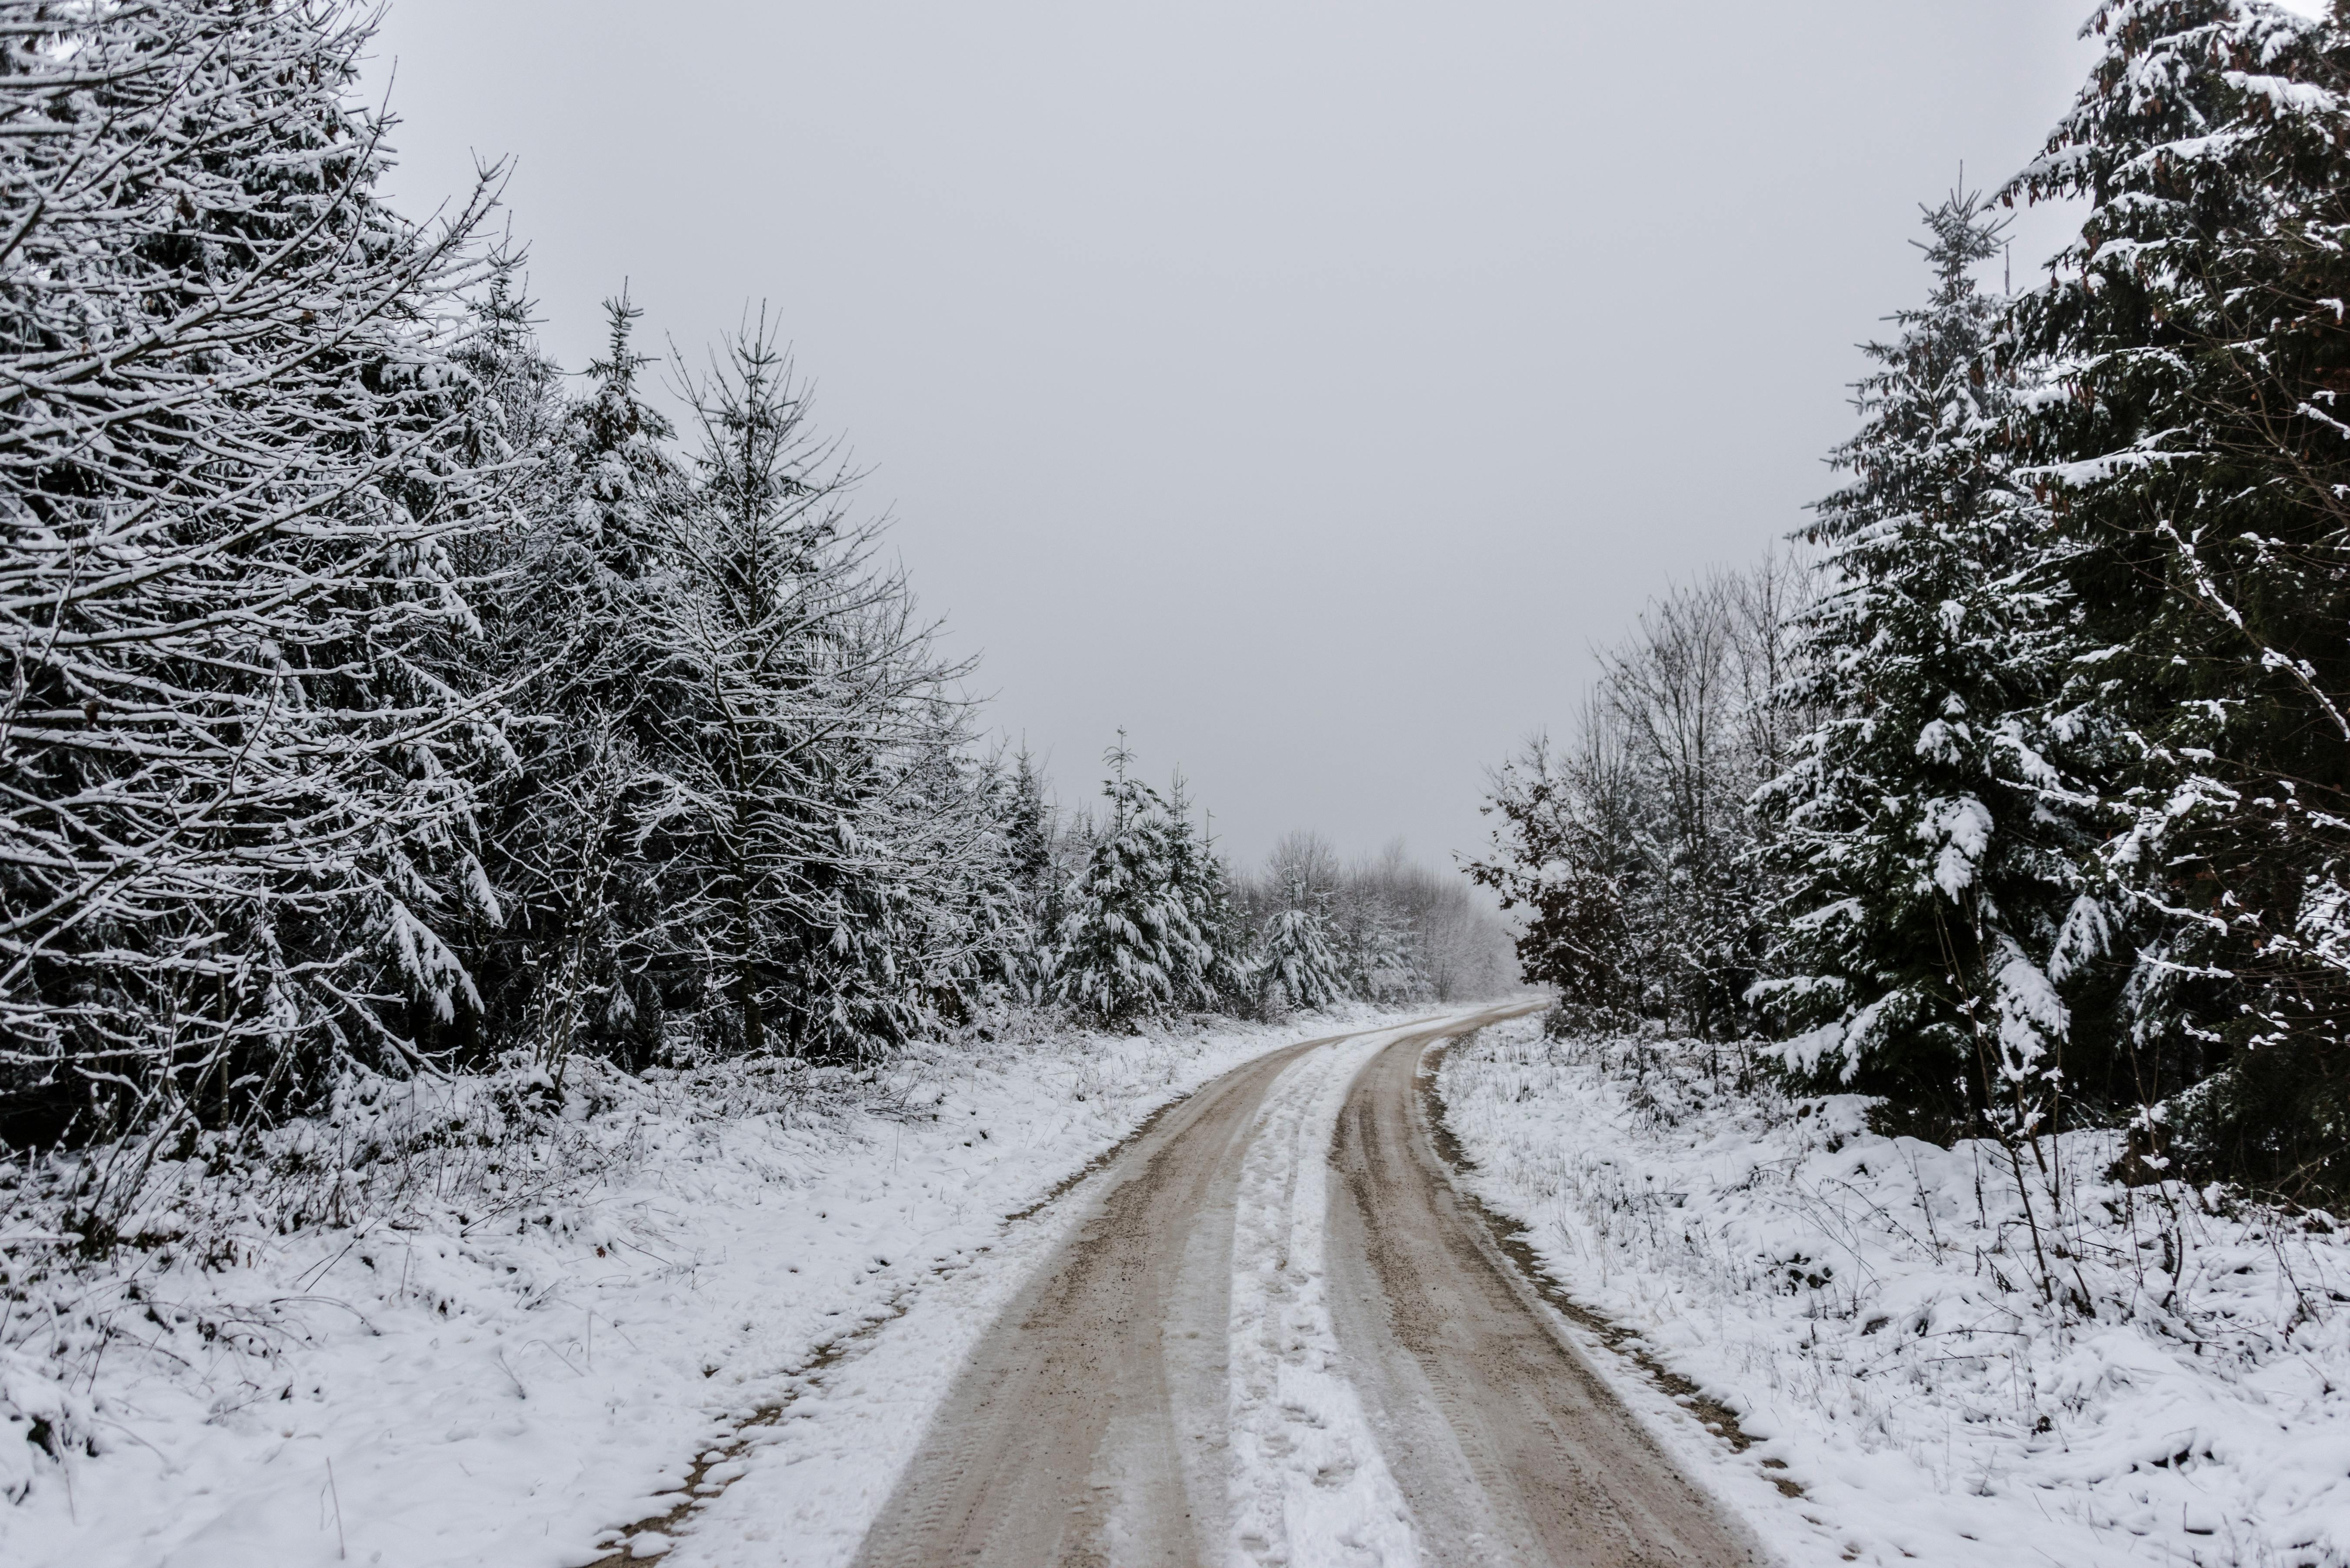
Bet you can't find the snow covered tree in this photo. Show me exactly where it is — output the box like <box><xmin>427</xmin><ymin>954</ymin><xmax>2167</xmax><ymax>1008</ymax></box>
<box><xmin>0</xmin><ymin>0</ymin><xmax>507</xmax><ymax>1142</ymax></box>
<box><xmin>1245</xmin><ymin>832</ymin><xmax>1511</xmax><ymax>1009</ymax></box>
<box><xmin>999</xmin><ymin>747</ymin><xmax>1067</xmax><ymax>1001</ymax></box>
<box><xmin>1472</xmin><ymin>565</ymin><xmax>1794</xmax><ymax>1035</ymax></box>
<box><xmin>1328</xmin><ymin>870</ymin><xmax>1420</xmax><ymax>1004</ymax></box>
<box><xmin>2007</xmin><ymin>0</ymin><xmax>2350</xmax><ymax>1192</ymax></box>
<box><xmin>1052</xmin><ymin>741</ymin><xmax>1210</xmax><ymax>1022</ymax></box>
<box><xmin>1468</xmin><ymin>729</ymin><xmax>1647</xmax><ymax>1022</ymax></box>
<box><xmin>1164</xmin><ymin>776</ymin><xmax>1249</xmax><ymax>1007</ymax></box>
<box><xmin>1356</xmin><ymin>839</ymin><xmax>1513</xmax><ymax>1002</ymax></box>
<box><xmin>565</xmin><ymin>292</ymin><xmax>679</xmax><ymax>579</ymax></box>
<box><xmin>638</xmin><ymin>326</ymin><xmax>1009</xmax><ymax>1059</ymax></box>
<box><xmin>1600</xmin><ymin>580</ymin><xmax>1780</xmax><ymax>1034</ymax></box>
<box><xmin>1254</xmin><ymin>866</ymin><xmax>1348</xmax><ymax>1015</ymax></box>
<box><xmin>1755</xmin><ymin>191</ymin><xmax>2103</xmax><ymax>1142</ymax></box>
<box><xmin>458</xmin><ymin>291</ymin><xmax>683</xmax><ymax>1071</ymax></box>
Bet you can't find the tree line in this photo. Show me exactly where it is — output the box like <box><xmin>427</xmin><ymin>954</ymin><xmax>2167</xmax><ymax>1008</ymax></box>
<box><xmin>1473</xmin><ymin>0</ymin><xmax>2350</xmax><ymax>1202</ymax></box>
<box><xmin>0</xmin><ymin>0</ymin><xmax>1510</xmax><ymax>1154</ymax></box>
<box><xmin>1007</xmin><ymin>745</ymin><xmax>1511</xmax><ymax>1025</ymax></box>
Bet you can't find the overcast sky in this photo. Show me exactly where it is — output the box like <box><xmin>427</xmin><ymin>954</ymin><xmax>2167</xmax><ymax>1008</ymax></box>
<box><xmin>364</xmin><ymin>1</ymin><xmax>2107</xmax><ymax>874</ymax></box>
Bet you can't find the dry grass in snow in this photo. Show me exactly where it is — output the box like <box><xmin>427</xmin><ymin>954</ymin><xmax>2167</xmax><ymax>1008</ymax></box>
<box><xmin>1437</xmin><ymin>1016</ymin><xmax>2350</xmax><ymax>1568</ymax></box>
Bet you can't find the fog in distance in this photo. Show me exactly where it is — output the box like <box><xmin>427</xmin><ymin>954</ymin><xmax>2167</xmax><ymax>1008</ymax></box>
<box><xmin>365</xmin><ymin>1</ymin><xmax>2102</xmax><ymax>870</ymax></box>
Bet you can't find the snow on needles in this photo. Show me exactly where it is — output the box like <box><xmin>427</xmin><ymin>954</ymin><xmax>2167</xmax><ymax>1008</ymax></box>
<box><xmin>1438</xmin><ymin>1017</ymin><xmax>2350</xmax><ymax>1568</ymax></box>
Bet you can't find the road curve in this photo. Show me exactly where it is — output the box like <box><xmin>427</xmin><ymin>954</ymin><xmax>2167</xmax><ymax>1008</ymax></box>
<box><xmin>849</xmin><ymin>1007</ymin><xmax>1760</xmax><ymax>1568</ymax></box>
<box><xmin>1327</xmin><ymin>1023</ymin><xmax>1763</xmax><ymax>1568</ymax></box>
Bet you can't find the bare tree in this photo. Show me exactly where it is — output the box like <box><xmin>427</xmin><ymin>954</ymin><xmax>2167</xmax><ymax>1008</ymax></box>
<box><xmin>1472</xmin><ymin>559</ymin><xmax>1807</xmax><ymax>1037</ymax></box>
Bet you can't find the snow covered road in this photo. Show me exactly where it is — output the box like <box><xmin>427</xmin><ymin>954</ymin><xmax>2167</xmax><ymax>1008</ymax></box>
<box><xmin>791</xmin><ymin>1004</ymin><xmax>1760</xmax><ymax>1568</ymax></box>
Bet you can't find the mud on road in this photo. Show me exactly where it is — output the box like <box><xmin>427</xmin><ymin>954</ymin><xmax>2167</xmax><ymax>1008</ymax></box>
<box><xmin>849</xmin><ymin>1008</ymin><xmax>1766</xmax><ymax>1568</ymax></box>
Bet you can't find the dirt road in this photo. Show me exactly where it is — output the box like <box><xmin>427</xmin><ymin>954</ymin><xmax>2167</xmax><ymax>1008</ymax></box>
<box><xmin>849</xmin><ymin>1009</ymin><xmax>1764</xmax><ymax>1568</ymax></box>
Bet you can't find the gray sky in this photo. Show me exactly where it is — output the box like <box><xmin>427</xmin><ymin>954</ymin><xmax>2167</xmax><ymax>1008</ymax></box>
<box><xmin>365</xmin><ymin>1</ymin><xmax>2102</xmax><ymax>873</ymax></box>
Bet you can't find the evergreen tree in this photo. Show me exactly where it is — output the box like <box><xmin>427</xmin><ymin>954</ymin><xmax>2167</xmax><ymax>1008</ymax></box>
<box><xmin>1164</xmin><ymin>776</ymin><xmax>1248</xmax><ymax>1007</ymax></box>
<box><xmin>1001</xmin><ymin>747</ymin><xmax>1064</xmax><ymax>1000</ymax></box>
<box><xmin>0</xmin><ymin>0</ymin><xmax>506</xmax><ymax>1140</ymax></box>
<box><xmin>1052</xmin><ymin>742</ymin><xmax>1210</xmax><ymax>1022</ymax></box>
<box><xmin>642</xmin><ymin>326</ymin><xmax>1003</xmax><ymax>1059</ymax></box>
<box><xmin>462</xmin><ymin>292</ymin><xmax>683</xmax><ymax>1072</ymax></box>
<box><xmin>2007</xmin><ymin>0</ymin><xmax>2350</xmax><ymax>1192</ymax></box>
<box><xmin>1756</xmin><ymin>191</ymin><xmax>2100</xmax><ymax>1140</ymax></box>
<box><xmin>1255</xmin><ymin>875</ymin><xmax>1349</xmax><ymax>1015</ymax></box>
<box><xmin>1337</xmin><ymin>892</ymin><xmax>1420</xmax><ymax>1004</ymax></box>
<box><xmin>567</xmin><ymin>292</ymin><xmax>678</xmax><ymax>579</ymax></box>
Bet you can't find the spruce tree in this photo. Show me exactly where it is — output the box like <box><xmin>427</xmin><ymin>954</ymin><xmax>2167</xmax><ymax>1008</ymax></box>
<box><xmin>1757</xmin><ymin>191</ymin><xmax>2100</xmax><ymax>1140</ymax></box>
<box><xmin>1255</xmin><ymin>876</ymin><xmax>1349</xmax><ymax>1015</ymax></box>
<box><xmin>462</xmin><ymin>292</ymin><xmax>682</xmax><ymax>1072</ymax></box>
<box><xmin>1052</xmin><ymin>742</ymin><xmax>1210</xmax><ymax>1022</ymax></box>
<box><xmin>643</xmin><ymin>327</ymin><xmax>1003</xmax><ymax>1059</ymax></box>
<box><xmin>1001</xmin><ymin>747</ymin><xmax>1065</xmax><ymax>1001</ymax></box>
<box><xmin>1164</xmin><ymin>776</ymin><xmax>1248</xmax><ymax>1008</ymax></box>
<box><xmin>0</xmin><ymin>0</ymin><xmax>506</xmax><ymax>1139</ymax></box>
<box><xmin>1338</xmin><ymin>895</ymin><xmax>1420</xmax><ymax>1004</ymax></box>
<box><xmin>2007</xmin><ymin>0</ymin><xmax>2350</xmax><ymax>1191</ymax></box>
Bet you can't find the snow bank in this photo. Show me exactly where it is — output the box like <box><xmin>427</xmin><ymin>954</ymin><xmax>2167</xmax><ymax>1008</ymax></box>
<box><xmin>1437</xmin><ymin>1017</ymin><xmax>2350</xmax><ymax>1568</ymax></box>
<box><xmin>1</xmin><ymin>1007</ymin><xmax>1416</xmax><ymax>1568</ymax></box>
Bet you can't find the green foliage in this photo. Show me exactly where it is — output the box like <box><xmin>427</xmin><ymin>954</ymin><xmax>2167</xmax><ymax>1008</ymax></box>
<box><xmin>1756</xmin><ymin>190</ymin><xmax>2108</xmax><ymax>1140</ymax></box>
<box><xmin>2003</xmin><ymin>0</ymin><xmax>2350</xmax><ymax>1195</ymax></box>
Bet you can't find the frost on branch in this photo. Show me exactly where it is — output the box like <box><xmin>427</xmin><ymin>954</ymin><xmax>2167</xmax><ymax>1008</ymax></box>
<box><xmin>0</xmin><ymin>0</ymin><xmax>507</xmax><ymax>1142</ymax></box>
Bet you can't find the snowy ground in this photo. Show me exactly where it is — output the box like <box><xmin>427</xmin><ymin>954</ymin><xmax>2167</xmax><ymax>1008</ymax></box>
<box><xmin>680</xmin><ymin>1018</ymin><xmax>1455</xmax><ymax>1568</ymax></box>
<box><xmin>0</xmin><ymin>1005</ymin><xmax>1423</xmax><ymax>1568</ymax></box>
<box><xmin>1436</xmin><ymin>1016</ymin><xmax>2350</xmax><ymax>1568</ymax></box>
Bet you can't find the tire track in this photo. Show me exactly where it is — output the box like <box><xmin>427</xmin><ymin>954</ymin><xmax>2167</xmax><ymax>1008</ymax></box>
<box><xmin>1326</xmin><ymin>1021</ymin><xmax>1768</xmax><ymax>1568</ymax></box>
<box><xmin>842</xmin><ymin>1002</ymin><xmax>1766</xmax><ymax>1567</ymax></box>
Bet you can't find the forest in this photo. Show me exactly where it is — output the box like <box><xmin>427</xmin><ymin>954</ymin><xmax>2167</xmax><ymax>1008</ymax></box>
<box><xmin>12</xmin><ymin>3</ymin><xmax>2350</xmax><ymax>1563</ymax></box>
<box><xmin>0</xmin><ymin>0</ymin><xmax>1508</xmax><ymax>1167</ymax></box>
<box><xmin>1472</xmin><ymin>0</ymin><xmax>2350</xmax><ymax>1203</ymax></box>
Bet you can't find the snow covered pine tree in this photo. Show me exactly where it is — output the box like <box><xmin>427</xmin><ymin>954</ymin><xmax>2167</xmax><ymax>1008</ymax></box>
<box><xmin>1164</xmin><ymin>774</ymin><xmax>1251</xmax><ymax>1009</ymax></box>
<box><xmin>1253</xmin><ymin>871</ymin><xmax>1348</xmax><ymax>1015</ymax></box>
<box><xmin>2006</xmin><ymin>0</ymin><xmax>2350</xmax><ymax>1195</ymax></box>
<box><xmin>0</xmin><ymin>0</ymin><xmax>504</xmax><ymax>1143</ymax></box>
<box><xmin>999</xmin><ymin>747</ymin><xmax>1067</xmax><ymax>1001</ymax></box>
<box><xmin>637</xmin><ymin>325</ymin><xmax>1010</xmax><ymax>1060</ymax></box>
<box><xmin>1757</xmin><ymin>190</ymin><xmax>2108</xmax><ymax>1144</ymax></box>
<box><xmin>1052</xmin><ymin>740</ymin><xmax>1212</xmax><ymax>1022</ymax></box>
<box><xmin>455</xmin><ymin>289</ymin><xmax>684</xmax><ymax>1073</ymax></box>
